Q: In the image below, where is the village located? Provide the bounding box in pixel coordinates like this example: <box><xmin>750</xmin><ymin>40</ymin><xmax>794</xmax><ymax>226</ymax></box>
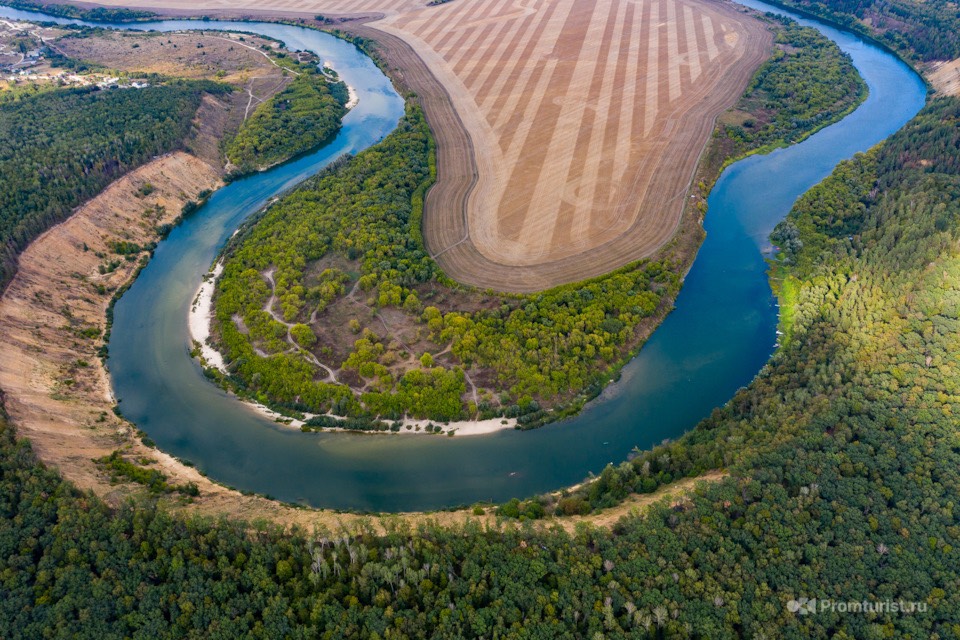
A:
<box><xmin>1</xmin><ymin>18</ymin><xmax>149</xmax><ymax>90</ymax></box>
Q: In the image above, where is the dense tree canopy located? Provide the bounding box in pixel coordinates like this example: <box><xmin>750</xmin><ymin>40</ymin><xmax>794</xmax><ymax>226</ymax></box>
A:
<box><xmin>771</xmin><ymin>0</ymin><xmax>960</xmax><ymax>61</ymax></box>
<box><xmin>719</xmin><ymin>20</ymin><xmax>867</xmax><ymax>155</ymax></box>
<box><xmin>226</xmin><ymin>64</ymin><xmax>348</xmax><ymax>175</ymax></box>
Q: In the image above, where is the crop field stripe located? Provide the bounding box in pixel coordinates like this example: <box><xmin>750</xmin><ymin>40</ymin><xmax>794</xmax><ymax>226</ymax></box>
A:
<box><xmin>462</xmin><ymin>6</ymin><xmax>533</xmax><ymax>90</ymax></box>
<box><xmin>508</xmin><ymin>0</ymin><xmax>611</xmax><ymax>249</ymax></box>
<box><xmin>657</xmin><ymin>3</ymin><xmax>675</xmax><ymax>120</ymax></box>
<box><xmin>684</xmin><ymin>5</ymin><xmax>703</xmax><ymax>81</ymax></box>
<box><xmin>701</xmin><ymin>13</ymin><xmax>719</xmax><ymax>60</ymax></box>
<box><xmin>493</xmin><ymin>0</ymin><xmax>570</xmax><ymax>148</ymax></box>
<box><xmin>464</xmin><ymin>13</ymin><xmax>530</xmax><ymax>92</ymax></box>
<box><xmin>570</xmin><ymin>0</ymin><xmax>626</xmax><ymax>244</ymax></box>
<box><xmin>447</xmin><ymin>22</ymin><xmax>496</xmax><ymax>71</ymax></box>
<box><xmin>415</xmin><ymin>0</ymin><xmax>484</xmax><ymax>53</ymax></box>
<box><xmin>495</xmin><ymin>0</ymin><xmax>598</xmax><ymax>242</ymax></box>
<box><xmin>611</xmin><ymin>0</ymin><xmax>642</xmax><ymax>198</ymax></box>
<box><xmin>429</xmin><ymin>12</ymin><xmax>480</xmax><ymax>61</ymax></box>
<box><xmin>457</xmin><ymin>17</ymin><xmax>513</xmax><ymax>80</ymax></box>
<box><xmin>432</xmin><ymin>0</ymin><xmax>494</xmax><ymax>36</ymax></box>
<box><xmin>486</xmin><ymin>0</ymin><xmax>566</xmax><ymax>129</ymax></box>
<box><xmin>678</xmin><ymin>3</ymin><xmax>694</xmax><ymax>90</ymax></box>
<box><xmin>597</xmin><ymin>0</ymin><xmax>631</xmax><ymax>214</ymax></box>
<box><xmin>644</xmin><ymin>0</ymin><xmax>660</xmax><ymax>136</ymax></box>
<box><xmin>479</xmin><ymin>0</ymin><xmax>559</xmax><ymax>119</ymax></box>
<box><xmin>591</xmin><ymin>2</ymin><xmax>637</xmax><ymax>217</ymax></box>
<box><xmin>445</xmin><ymin>0</ymin><xmax>512</xmax><ymax>62</ymax></box>
<box><xmin>665</xmin><ymin>0</ymin><xmax>681</xmax><ymax>102</ymax></box>
<box><xmin>449</xmin><ymin>11</ymin><xmax>510</xmax><ymax>71</ymax></box>
<box><xmin>498</xmin><ymin>55</ymin><xmax>555</xmax><ymax>161</ymax></box>
<box><xmin>494</xmin><ymin>55</ymin><xmax>557</xmax><ymax>232</ymax></box>
<box><xmin>444</xmin><ymin>0</ymin><xmax>513</xmax><ymax>66</ymax></box>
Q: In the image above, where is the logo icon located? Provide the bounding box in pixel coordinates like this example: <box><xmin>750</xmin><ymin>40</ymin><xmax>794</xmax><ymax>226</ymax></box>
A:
<box><xmin>787</xmin><ymin>597</ymin><xmax>817</xmax><ymax>615</ymax></box>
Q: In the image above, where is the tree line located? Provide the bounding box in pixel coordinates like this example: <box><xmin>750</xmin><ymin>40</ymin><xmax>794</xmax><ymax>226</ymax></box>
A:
<box><xmin>0</xmin><ymin>0</ymin><xmax>156</xmax><ymax>22</ymax></box>
<box><xmin>771</xmin><ymin>0</ymin><xmax>960</xmax><ymax>61</ymax></box>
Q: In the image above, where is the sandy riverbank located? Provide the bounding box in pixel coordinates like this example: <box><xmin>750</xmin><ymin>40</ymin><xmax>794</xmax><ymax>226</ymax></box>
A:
<box><xmin>322</xmin><ymin>60</ymin><xmax>358</xmax><ymax>109</ymax></box>
<box><xmin>189</xmin><ymin>261</ymin><xmax>226</xmax><ymax>372</ymax></box>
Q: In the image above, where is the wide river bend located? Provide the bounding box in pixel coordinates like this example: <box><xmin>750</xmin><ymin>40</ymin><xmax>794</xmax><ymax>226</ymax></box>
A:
<box><xmin>0</xmin><ymin>1</ymin><xmax>926</xmax><ymax>511</ymax></box>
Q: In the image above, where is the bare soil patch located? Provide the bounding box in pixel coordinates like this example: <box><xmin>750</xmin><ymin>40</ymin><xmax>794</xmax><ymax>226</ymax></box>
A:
<box><xmin>928</xmin><ymin>57</ymin><xmax>960</xmax><ymax>97</ymax></box>
<box><xmin>55</xmin><ymin>30</ymin><xmax>289</xmax><ymax>83</ymax></box>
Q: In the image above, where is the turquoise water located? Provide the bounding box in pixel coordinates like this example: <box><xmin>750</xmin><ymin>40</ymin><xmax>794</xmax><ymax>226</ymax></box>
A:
<box><xmin>0</xmin><ymin>3</ymin><xmax>926</xmax><ymax>511</ymax></box>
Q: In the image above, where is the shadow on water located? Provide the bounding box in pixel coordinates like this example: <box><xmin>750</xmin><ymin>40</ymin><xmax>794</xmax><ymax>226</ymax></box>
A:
<box><xmin>0</xmin><ymin>2</ymin><xmax>926</xmax><ymax>511</ymax></box>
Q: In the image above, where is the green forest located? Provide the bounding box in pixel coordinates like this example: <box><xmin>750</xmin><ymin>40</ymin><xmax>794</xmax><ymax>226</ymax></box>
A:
<box><xmin>226</xmin><ymin>64</ymin><xmax>348</xmax><ymax>175</ymax></box>
<box><xmin>0</xmin><ymin>0</ymin><xmax>156</xmax><ymax>22</ymax></box>
<box><xmin>0</xmin><ymin>81</ymin><xmax>227</xmax><ymax>291</ymax></box>
<box><xmin>210</xmin><ymin>21</ymin><xmax>866</xmax><ymax>427</ymax></box>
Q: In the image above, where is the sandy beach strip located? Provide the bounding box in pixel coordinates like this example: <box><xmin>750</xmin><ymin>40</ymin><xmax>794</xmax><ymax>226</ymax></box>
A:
<box><xmin>189</xmin><ymin>261</ymin><xmax>227</xmax><ymax>373</ymax></box>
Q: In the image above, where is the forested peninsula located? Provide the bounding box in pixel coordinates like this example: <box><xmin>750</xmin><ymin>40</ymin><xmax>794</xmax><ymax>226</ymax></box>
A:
<box><xmin>225</xmin><ymin>58</ymin><xmax>348</xmax><ymax>176</ymax></box>
<box><xmin>207</xmin><ymin>18</ymin><xmax>868</xmax><ymax>430</ymax></box>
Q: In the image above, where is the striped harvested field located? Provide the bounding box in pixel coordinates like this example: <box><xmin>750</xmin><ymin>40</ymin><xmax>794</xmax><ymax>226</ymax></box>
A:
<box><xmin>78</xmin><ymin>0</ymin><xmax>771</xmax><ymax>291</ymax></box>
<box><xmin>379</xmin><ymin>0</ymin><xmax>770</xmax><ymax>291</ymax></box>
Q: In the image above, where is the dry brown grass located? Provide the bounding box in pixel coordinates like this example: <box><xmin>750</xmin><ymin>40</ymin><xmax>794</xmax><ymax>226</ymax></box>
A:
<box><xmin>0</xmin><ymin>152</ymin><xmax>221</xmax><ymax>504</ymax></box>
<box><xmin>556</xmin><ymin>470</ymin><xmax>728</xmax><ymax>532</ymax></box>
<box><xmin>55</xmin><ymin>30</ymin><xmax>287</xmax><ymax>82</ymax></box>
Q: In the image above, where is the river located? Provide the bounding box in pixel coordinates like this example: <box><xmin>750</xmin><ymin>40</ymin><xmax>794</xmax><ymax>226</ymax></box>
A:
<box><xmin>0</xmin><ymin>2</ymin><xmax>927</xmax><ymax>511</ymax></box>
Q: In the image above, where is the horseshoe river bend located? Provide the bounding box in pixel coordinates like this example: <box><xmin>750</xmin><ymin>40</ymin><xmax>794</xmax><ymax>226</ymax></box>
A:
<box><xmin>0</xmin><ymin>0</ymin><xmax>926</xmax><ymax>511</ymax></box>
